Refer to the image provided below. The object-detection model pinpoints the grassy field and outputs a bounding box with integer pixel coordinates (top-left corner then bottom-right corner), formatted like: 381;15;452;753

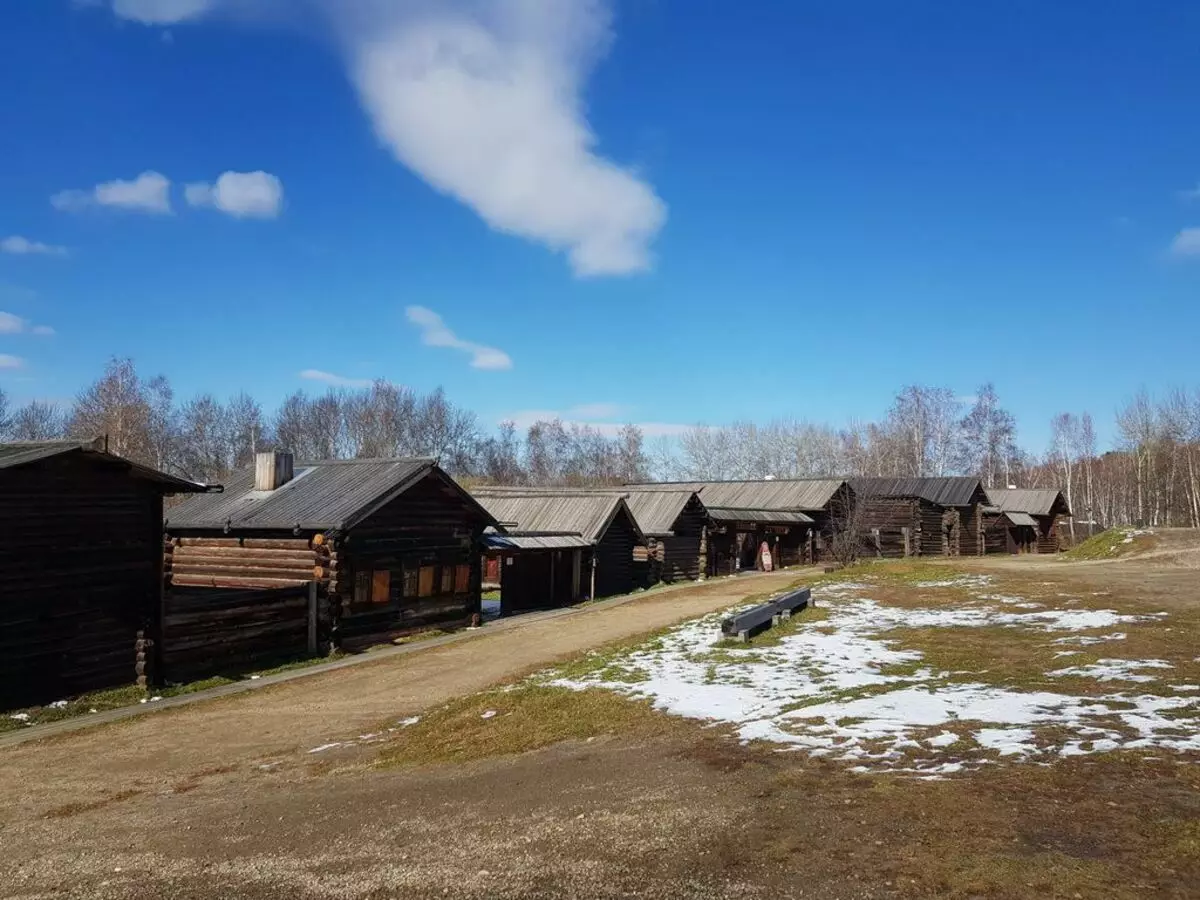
370;554;1200;897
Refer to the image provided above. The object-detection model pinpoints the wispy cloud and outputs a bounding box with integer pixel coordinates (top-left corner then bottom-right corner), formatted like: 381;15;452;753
110;0;216;23
52;170;172;214
1169;227;1200;258
299;369;375;389
92;0;667;276
405;305;513;371
0;355;25;370
186;170;284;219
0;311;56;336
1178;184;1200;203
1;235;68;256
503;403;691;438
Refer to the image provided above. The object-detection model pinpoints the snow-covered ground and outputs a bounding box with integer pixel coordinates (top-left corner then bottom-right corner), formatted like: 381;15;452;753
548;579;1199;776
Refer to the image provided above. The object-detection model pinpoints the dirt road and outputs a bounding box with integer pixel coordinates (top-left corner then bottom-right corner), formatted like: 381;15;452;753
0;570;802;822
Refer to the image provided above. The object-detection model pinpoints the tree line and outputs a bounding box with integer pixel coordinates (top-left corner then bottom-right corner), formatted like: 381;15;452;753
1;358;1197;527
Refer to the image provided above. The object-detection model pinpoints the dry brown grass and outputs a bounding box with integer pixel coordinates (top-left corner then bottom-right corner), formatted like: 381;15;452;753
376;684;675;768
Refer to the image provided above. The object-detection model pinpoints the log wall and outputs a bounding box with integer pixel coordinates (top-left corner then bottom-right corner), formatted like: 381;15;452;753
161;584;319;682
593;507;641;598
657;495;710;582
0;456;164;709
330;472;487;649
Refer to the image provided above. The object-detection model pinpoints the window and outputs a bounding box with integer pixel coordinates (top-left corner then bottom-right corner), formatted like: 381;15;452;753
402;568;419;599
354;570;392;606
440;565;454;595
454;563;471;593
418;566;436;597
372;570;391;604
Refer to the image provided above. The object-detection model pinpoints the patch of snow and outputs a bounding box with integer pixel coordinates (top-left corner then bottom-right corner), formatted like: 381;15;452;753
975;728;1036;756
480;710;498;720
914;575;993;589
307;743;343;754
1049;659;1173;683
48;700;68;710
1053;651;1081;658
398;716;420;727
10;713;31;722
926;731;960;748
149;696;163;702
1053;632;1127;646
249;675;262;680
1171;685;1200;693
548;583;1199;775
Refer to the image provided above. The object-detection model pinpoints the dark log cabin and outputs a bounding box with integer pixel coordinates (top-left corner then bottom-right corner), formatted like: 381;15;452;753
983;488;1072;554
471;489;646;614
163;453;496;670
626;479;852;573
0;440;212;709
621;490;711;583
850;477;990;557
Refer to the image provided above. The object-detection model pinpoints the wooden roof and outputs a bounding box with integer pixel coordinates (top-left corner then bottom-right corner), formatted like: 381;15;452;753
984;488;1071;517
167;458;495;533
0;439;213;494
849;477;985;507
471;489;645;545
626;478;846;512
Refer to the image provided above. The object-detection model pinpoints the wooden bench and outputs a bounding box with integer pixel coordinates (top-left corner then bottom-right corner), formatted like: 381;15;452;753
720;587;813;641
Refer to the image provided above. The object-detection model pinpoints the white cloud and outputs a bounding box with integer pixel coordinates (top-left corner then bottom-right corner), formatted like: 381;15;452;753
405;305;513;370
1;235;68;256
0;355;24;370
299;369;375;389
1169;228;1200;258
503;404;690;438
0;312;56;336
110;0;216;24
186;170;284;219
96;0;666;276
51;171;172;214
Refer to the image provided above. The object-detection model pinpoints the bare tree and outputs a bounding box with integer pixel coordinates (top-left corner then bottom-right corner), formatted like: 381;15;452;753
958;384;1017;487
69;358;157;463
8;400;65;441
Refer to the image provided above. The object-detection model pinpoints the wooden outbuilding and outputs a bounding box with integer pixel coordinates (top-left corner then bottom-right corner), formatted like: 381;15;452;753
163;453;497;671
472;489;647;613
849;477;990;557
0;440;213;709
626;479;852;574
983;488;1072;554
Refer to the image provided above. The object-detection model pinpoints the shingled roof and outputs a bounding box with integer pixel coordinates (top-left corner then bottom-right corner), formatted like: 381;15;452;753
0;439;213;493
468;485;701;537
166;457;494;532
984;487;1071;517
626;478;846;512
470;489;644;545
849;476;985;507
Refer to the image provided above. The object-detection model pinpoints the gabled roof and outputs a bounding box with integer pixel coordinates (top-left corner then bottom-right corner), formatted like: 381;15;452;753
626;478;846;512
0;440;213;494
482;532;594;551
470;489;644;544
166;457;495;532
467;485;700;537
705;507;814;525
984;487;1071;517
849;476;985;507
1003;511;1039;528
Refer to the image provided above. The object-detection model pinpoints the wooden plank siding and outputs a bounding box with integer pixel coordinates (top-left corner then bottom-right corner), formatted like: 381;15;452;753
655;494;709;583
0;455;168;708
325;473;485;650
593;506;641;598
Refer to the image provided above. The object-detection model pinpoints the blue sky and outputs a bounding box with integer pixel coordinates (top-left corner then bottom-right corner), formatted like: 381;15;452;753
2;1;1199;452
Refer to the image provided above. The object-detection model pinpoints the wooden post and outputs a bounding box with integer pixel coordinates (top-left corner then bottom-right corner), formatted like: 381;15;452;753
307;581;318;654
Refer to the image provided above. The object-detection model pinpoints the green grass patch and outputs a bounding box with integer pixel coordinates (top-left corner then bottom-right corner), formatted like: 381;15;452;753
376;684;670;767
1064;529;1157;560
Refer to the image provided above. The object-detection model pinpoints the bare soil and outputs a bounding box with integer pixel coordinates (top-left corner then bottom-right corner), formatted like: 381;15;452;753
2;549;1199;900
